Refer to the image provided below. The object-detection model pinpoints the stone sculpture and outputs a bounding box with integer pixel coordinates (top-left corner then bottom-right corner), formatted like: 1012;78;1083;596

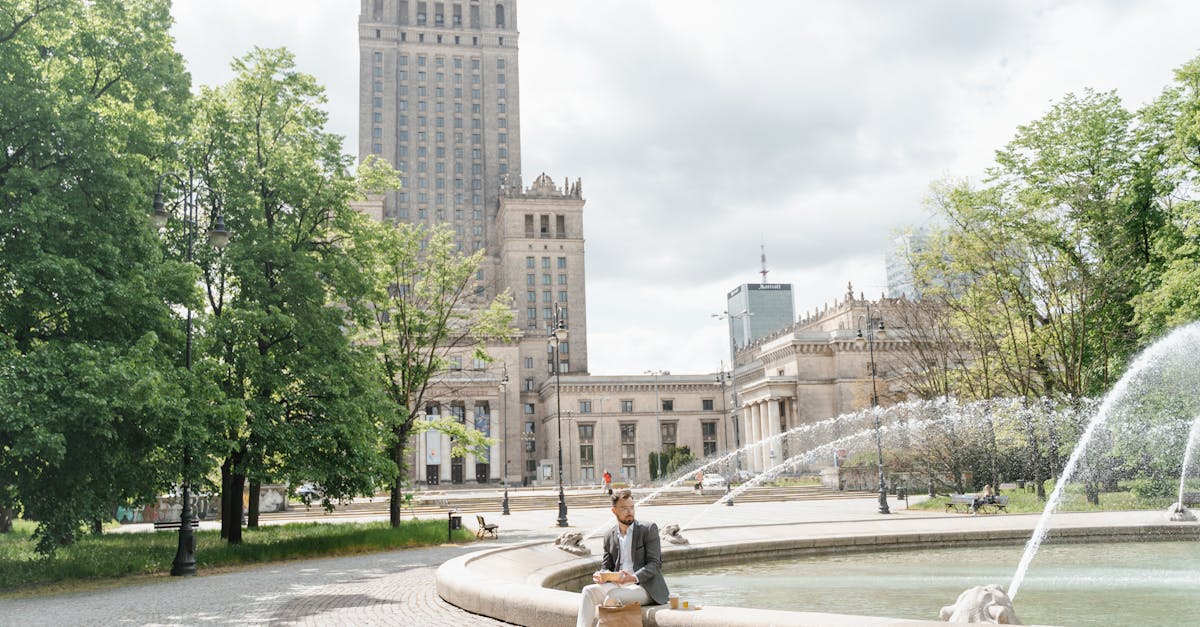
939;585;1021;624
1167;502;1197;522
554;531;590;556
659;523;689;545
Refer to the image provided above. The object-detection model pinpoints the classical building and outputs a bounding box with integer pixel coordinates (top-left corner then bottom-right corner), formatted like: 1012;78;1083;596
536;374;735;486
731;284;910;473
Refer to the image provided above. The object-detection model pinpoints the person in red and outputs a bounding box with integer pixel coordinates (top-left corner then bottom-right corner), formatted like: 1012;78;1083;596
603;469;612;495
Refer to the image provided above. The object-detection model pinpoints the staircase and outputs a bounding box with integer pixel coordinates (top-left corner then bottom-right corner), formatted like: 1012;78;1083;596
258;485;879;523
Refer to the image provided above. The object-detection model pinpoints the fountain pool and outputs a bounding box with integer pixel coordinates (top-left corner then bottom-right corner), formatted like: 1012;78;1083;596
666;540;1200;625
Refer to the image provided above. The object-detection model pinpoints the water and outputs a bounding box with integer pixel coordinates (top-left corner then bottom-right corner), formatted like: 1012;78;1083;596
1008;323;1200;600
667;541;1200;626
1179;414;1200;507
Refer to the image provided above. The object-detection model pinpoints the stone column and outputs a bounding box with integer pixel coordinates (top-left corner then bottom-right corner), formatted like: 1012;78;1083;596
754;402;767;472
491;411;501;480
745;402;760;472
766;399;782;470
464;407;478;481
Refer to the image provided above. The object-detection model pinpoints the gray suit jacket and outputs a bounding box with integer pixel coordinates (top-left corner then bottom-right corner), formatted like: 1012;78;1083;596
602;520;669;605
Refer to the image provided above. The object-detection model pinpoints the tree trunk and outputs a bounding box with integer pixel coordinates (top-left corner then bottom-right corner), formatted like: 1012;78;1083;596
248;479;260;528
91;518;103;535
389;423;413;528
220;459;232;539
220;452;246;544
0;505;12;533
1085;481;1100;506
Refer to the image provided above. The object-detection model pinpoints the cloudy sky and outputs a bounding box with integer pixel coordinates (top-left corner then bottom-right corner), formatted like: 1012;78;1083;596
172;0;1200;376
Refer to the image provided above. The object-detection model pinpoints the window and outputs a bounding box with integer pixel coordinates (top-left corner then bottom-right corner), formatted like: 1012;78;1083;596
662;399;674;412
558;291;568;302
579;400;592;414
542;273;551;285
703;399;715;411
524;377;534;391
620;400;634;413
661;422;677;451
524;356;533;369
524;440;536;453
523;405;535;416
526;290;535;302
557;257;567;269
702;422;718;456
542;290;551;303
559;341;568;354
526;256;535;268
526;273;535;286
558;274;567;285
541;257;551;268
526;459;537;473
620;423;637;480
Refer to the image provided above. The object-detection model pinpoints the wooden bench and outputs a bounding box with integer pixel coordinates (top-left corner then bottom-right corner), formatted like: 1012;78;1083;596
945;494;1008;514
1182;491;1200;507
153;516;200;530
475;514;499;539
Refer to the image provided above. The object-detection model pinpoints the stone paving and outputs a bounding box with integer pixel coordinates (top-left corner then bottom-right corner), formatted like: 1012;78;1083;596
0;494;961;626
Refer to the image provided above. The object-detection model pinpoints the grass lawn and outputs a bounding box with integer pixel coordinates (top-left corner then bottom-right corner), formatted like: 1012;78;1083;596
0;518;476;596
911;484;1177;514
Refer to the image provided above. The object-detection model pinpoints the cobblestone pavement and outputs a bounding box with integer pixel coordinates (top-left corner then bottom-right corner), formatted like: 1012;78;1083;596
0;539;523;626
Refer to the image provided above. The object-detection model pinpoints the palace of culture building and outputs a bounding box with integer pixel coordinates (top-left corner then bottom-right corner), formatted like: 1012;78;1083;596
357;1;915;492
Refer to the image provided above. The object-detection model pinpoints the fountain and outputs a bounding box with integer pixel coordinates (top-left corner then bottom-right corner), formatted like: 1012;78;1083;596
1006;323;1200;601
1168;413;1200;521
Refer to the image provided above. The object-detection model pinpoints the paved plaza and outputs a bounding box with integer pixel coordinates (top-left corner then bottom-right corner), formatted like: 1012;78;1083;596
0;494;931;626
4;493;1166;626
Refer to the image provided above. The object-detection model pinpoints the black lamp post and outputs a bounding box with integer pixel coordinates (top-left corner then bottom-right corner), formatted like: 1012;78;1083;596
152;169;231;576
500;369;510;515
549;316;569;527
856;302;890;515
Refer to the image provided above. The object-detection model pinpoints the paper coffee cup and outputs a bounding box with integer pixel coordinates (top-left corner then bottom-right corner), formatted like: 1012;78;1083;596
668;595;679;609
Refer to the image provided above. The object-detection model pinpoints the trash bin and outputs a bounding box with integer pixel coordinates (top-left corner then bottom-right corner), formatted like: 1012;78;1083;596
448;509;461;542
897;487;907;500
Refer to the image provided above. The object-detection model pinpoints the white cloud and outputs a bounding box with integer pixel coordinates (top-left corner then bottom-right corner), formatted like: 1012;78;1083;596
170;0;1200;376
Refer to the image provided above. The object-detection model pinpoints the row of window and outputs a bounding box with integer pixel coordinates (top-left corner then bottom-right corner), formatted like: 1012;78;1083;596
371;29;506;48
572;398;719;413
525;290;570;303
370;1;507;31
396;192;483;208
526;256;568;269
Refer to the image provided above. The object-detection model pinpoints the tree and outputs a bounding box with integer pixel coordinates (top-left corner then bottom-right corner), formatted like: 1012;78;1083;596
0;0;204;550
191;48;391;543
347;213;513;528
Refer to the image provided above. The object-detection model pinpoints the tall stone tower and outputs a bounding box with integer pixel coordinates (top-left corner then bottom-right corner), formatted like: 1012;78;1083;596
358;0;521;297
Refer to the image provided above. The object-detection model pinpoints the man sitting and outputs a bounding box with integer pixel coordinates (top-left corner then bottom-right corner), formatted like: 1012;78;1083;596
971;484;996;514
576;489;670;627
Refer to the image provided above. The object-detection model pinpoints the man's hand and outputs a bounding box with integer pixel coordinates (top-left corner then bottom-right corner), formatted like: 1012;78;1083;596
618;569;637;585
592;571;604;584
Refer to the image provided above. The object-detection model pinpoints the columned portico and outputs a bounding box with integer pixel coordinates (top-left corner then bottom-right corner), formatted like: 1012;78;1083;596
738;376;797;475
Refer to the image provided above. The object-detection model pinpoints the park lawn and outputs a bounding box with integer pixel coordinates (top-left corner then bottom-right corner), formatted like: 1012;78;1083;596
0;518;475;596
912;485;1176;514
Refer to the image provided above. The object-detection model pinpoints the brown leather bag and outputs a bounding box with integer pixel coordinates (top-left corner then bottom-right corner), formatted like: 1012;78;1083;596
597;600;642;627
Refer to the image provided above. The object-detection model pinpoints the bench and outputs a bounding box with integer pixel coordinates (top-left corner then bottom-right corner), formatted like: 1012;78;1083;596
153;516;200;530
945;494;1008;514
1182;491;1200;507
475;514;499;539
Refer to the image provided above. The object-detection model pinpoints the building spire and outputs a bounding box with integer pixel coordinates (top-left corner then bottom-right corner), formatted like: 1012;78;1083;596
759;240;769;285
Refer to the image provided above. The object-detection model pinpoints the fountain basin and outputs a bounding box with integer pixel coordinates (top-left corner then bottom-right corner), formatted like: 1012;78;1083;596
436;507;1197;626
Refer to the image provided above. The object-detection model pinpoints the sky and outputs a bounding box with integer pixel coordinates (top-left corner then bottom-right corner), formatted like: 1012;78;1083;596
171;0;1200;376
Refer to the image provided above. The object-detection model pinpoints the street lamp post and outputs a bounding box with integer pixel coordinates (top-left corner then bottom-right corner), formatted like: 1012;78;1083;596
856;302;890;515
151;169;231;576
549;316;569;527
500;369;510;515
645;369;666;478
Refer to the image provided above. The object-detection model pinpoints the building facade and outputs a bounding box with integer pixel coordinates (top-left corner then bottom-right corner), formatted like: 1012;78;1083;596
536;374;735;486
358;0;521;298
731;284;910;473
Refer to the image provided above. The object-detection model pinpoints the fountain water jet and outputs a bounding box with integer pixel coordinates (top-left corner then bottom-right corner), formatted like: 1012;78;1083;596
1007;322;1200;600
1169;413;1200;521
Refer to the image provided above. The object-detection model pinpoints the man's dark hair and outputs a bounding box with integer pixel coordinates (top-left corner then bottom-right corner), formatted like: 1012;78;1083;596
612;488;633;506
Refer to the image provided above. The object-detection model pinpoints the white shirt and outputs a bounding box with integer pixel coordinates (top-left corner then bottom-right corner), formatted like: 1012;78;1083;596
616;524;636;578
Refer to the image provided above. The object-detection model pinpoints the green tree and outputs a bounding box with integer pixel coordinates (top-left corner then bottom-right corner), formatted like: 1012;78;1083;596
347;214;513;528
0;0;205;550
191;48;390;543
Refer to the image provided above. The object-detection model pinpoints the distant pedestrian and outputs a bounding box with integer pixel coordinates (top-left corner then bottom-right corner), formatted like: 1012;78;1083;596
603;469;612;496
693;469;704;493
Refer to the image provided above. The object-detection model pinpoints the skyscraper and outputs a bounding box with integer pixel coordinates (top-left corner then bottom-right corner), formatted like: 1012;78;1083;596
725;283;795;355
358;0;521;297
